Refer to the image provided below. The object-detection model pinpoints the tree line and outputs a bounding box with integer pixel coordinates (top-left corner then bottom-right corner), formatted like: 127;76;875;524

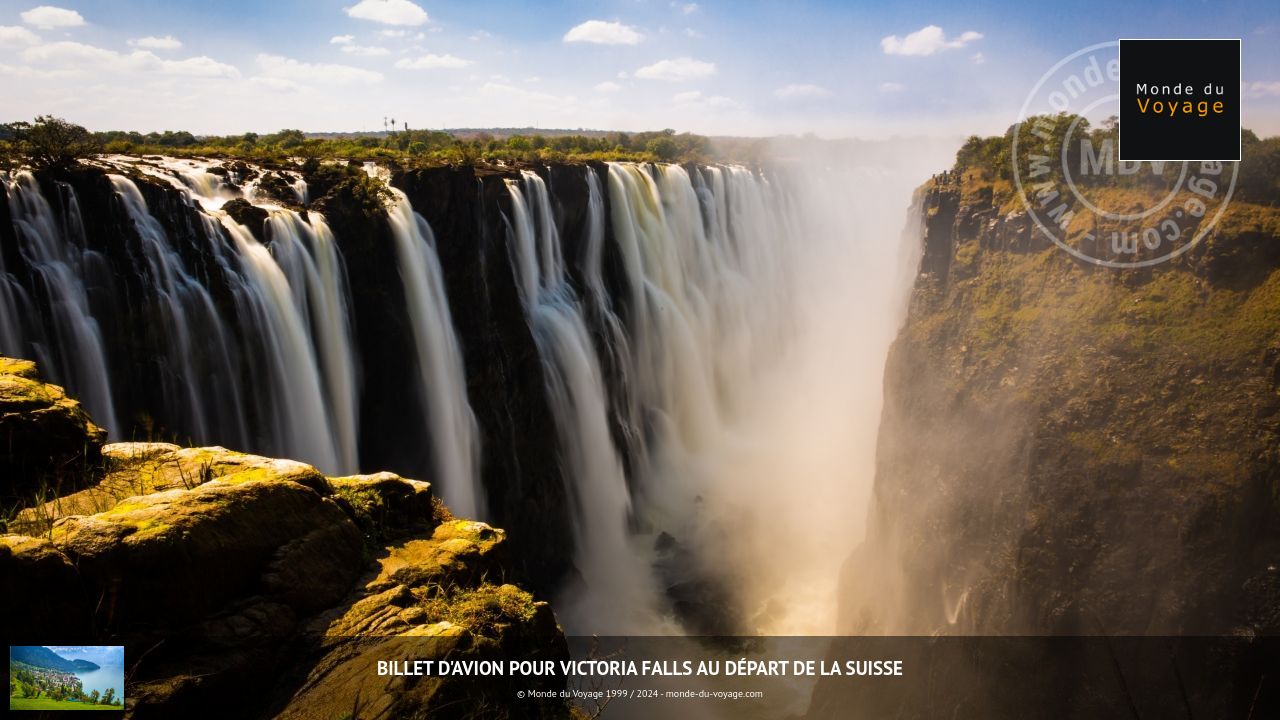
0;116;720;170
951;113;1279;206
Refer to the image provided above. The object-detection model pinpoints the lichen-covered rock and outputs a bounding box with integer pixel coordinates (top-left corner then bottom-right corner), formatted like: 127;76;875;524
0;359;569;719
0;357;106;507
53;475;363;637
364;520;508;592
271;519;566;720
329;471;437;540
9;442;329;536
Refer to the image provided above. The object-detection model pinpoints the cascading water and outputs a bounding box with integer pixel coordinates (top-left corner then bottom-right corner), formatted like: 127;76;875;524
505;170;664;633
154;165;361;475
216;216;345;474
2;171;119;433
385;188;482;519
266;211;360;473
3;160;363;476
111;174;243;445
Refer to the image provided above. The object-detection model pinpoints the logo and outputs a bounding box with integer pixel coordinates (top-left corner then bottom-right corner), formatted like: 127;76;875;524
1012;41;1237;268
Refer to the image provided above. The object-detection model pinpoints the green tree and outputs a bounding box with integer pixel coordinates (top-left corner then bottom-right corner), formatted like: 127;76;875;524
646;136;679;161
12;115;102;169
102;687;115;705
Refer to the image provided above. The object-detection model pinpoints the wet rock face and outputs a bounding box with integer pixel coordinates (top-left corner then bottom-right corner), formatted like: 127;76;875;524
221;198;269;241
0;357;106;506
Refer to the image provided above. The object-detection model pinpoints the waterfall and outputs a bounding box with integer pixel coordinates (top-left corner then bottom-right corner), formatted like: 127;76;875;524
602;158;938;634
152;165;361;475
385;188;482;519
504;170;662;633
109;175;249;446
216;216;345;474
2;172;119;433
2;152;943;637
266;211;360;474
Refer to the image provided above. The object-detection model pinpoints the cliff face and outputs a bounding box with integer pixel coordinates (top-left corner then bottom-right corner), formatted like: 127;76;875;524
842;178;1280;638
0;357;568;720
4;162;585;592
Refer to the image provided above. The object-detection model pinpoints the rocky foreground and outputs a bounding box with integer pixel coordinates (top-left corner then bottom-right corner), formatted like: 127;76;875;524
1;357;569;719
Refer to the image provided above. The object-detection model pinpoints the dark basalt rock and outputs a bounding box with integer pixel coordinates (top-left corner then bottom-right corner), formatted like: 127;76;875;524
222;198;269;242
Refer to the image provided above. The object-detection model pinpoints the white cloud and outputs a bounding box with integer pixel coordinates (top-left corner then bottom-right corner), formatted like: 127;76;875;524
345;0;429;26
0;25;40;46
23;41;239;78
256;53;382;84
330;35;354;44
971;51;985;65
20;5;84;30
469;30;492;41
673;89;739;110
635;56;716;81
129;35;182;50
880;25;983;56
563;20;644;46
341;44;391;56
774;83;830;99
22;40;113;65
159;55;240;78
478;81;571;108
594;80;621;92
1245;80;1280;98
394;53;472;69
879;82;904;93
680;3;700;14
378;29;407;38
683;27;703;39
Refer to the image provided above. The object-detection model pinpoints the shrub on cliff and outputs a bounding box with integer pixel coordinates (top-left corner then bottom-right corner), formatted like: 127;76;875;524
6;116;102;170
306;163;393;216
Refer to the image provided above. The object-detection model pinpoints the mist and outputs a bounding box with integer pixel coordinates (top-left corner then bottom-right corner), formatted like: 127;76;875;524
552;137;958;636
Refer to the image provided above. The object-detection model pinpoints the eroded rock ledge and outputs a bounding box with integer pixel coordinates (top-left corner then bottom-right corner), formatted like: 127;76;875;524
0;358;569;719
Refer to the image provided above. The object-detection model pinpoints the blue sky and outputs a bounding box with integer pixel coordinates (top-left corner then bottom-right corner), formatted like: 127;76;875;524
1;0;1277;137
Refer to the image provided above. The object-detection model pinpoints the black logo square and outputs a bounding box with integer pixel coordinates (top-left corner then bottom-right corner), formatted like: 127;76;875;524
1119;39;1241;161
